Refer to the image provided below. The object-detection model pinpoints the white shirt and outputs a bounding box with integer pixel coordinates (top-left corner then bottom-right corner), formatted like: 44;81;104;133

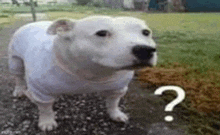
9;21;134;103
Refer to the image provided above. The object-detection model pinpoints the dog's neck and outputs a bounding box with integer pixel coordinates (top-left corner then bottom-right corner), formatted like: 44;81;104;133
53;45;119;82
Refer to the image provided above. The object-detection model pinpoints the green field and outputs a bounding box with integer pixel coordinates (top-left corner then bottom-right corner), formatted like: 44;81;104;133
145;13;220;72
0;4;220;134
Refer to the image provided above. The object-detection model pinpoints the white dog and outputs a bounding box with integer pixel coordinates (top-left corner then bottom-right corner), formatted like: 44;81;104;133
8;16;157;131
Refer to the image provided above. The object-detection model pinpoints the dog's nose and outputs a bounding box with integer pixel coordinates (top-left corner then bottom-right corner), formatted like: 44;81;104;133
132;45;156;60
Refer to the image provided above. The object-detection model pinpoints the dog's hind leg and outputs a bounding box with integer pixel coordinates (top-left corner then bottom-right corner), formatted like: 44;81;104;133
104;86;129;123
13;74;26;97
8;55;26;97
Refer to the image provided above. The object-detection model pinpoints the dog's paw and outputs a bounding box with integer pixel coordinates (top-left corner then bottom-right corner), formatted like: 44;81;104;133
38;119;58;131
13;86;26;97
109;109;129;123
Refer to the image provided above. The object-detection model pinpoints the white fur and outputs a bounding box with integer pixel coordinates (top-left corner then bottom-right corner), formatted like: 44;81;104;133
9;15;157;131
70;16;157;68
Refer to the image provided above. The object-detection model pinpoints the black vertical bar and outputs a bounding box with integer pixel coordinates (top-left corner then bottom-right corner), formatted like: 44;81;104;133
30;0;36;21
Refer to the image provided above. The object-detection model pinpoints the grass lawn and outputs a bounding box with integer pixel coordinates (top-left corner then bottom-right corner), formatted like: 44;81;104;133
0;4;219;134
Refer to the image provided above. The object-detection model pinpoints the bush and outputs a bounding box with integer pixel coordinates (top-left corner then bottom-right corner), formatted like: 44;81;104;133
76;0;91;5
1;10;13;13
87;1;105;7
93;2;104;7
0;14;9;18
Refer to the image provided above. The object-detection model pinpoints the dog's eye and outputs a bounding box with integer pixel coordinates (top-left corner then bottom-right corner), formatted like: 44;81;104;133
96;30;109;37
142;29;150;36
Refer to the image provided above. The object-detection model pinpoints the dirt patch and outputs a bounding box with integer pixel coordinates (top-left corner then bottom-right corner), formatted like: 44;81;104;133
138;63;220;113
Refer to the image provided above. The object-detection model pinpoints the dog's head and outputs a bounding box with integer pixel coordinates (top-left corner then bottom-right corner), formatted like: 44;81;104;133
47;16;157;70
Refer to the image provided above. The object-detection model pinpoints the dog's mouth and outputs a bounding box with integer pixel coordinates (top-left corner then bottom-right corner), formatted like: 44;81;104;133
119;60;153;70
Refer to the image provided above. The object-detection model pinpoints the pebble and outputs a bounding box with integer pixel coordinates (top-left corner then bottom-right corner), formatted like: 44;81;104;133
120;127;126;130
86;117;91;120
12;104;16;109
13;99;18;102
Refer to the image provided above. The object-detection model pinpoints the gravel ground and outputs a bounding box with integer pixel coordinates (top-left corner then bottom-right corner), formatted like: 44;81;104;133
0;18;186;135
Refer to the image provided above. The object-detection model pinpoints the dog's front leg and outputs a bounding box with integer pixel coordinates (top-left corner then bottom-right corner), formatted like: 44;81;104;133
36;101;57;131
105;86;128;123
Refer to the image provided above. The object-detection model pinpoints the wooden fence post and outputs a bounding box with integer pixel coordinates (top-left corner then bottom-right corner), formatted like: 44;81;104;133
30;0;36;21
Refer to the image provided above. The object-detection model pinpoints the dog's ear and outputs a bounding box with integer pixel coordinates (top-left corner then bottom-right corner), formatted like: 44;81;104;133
47;19;75;36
